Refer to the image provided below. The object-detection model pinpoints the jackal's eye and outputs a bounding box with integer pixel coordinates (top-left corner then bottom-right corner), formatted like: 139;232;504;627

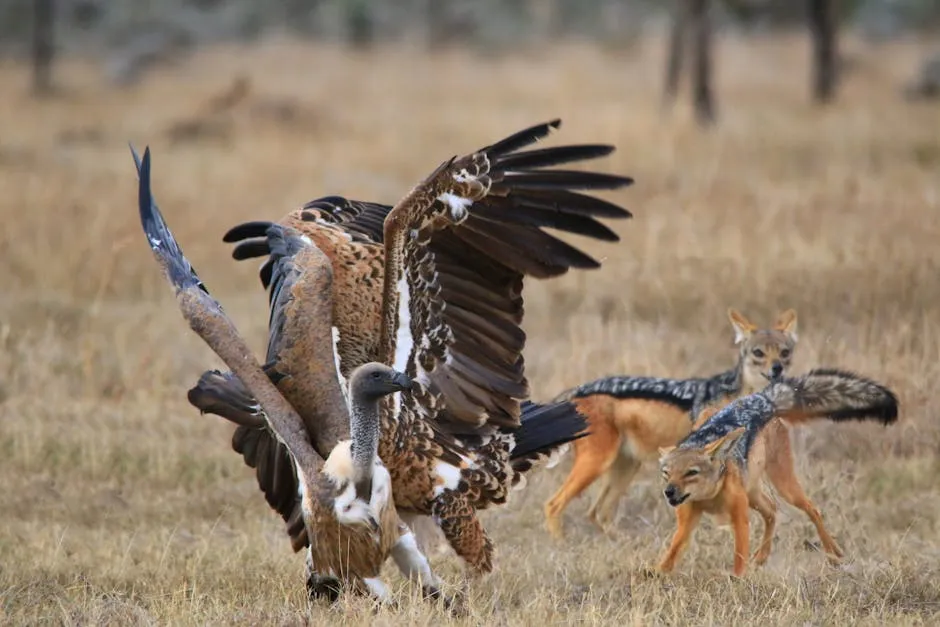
780;349;791;359
752;348;765;358
683;469;700;478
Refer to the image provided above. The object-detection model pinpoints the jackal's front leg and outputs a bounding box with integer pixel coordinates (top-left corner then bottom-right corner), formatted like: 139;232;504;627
658;503;702;573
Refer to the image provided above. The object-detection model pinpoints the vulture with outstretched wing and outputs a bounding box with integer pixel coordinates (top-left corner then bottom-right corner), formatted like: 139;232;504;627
134;148;460;608
188;120;635;575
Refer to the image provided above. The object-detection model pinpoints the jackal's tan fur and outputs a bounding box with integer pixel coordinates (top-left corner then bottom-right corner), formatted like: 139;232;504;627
544;309;798;538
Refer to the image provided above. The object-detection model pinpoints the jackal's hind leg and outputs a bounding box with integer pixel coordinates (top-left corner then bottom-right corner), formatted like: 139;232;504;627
764;420;844;561
587;452;641;532
544;416;620;539
748;487;777;566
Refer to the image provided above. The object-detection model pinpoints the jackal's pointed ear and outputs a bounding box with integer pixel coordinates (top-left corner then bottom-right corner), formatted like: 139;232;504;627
774;309;798;342
703;427;746;460
728;309;756;345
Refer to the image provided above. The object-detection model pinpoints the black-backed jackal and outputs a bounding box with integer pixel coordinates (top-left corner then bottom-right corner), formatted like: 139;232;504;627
657;370;898;576
544;309;798;538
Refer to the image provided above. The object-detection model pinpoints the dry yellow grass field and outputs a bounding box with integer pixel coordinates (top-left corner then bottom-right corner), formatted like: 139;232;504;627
1;32;939;625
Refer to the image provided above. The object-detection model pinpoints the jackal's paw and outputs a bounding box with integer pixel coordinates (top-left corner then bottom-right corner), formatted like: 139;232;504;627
544;519;565;542
752;549;771;566
590;518;616;538
641;565;668;580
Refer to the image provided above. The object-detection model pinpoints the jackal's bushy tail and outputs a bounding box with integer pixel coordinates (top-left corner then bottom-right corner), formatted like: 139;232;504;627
767;368;899;426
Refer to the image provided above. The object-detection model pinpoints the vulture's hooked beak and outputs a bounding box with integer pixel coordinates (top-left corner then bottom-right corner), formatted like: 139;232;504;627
393;371;414;391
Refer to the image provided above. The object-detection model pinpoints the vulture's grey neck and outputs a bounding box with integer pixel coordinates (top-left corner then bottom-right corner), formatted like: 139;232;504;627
349;390;381;502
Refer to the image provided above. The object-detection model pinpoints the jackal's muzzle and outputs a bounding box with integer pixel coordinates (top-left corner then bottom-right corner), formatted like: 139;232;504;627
663;484;689;507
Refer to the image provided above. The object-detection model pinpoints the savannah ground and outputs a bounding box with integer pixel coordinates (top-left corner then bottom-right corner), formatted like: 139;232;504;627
1;31;938;625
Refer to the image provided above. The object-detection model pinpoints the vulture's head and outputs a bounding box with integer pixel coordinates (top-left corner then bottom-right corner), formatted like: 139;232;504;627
349;362;414;401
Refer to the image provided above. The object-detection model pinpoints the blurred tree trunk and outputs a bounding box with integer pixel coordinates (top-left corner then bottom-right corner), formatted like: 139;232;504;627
663;0;687;109
426;0;476;50
690;0;715;125
32;0;56;95
284;0;320;33
346;0;374;49
808;0;837;103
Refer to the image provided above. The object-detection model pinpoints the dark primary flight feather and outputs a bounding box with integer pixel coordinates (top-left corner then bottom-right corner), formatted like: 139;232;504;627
189;120;633;556
220;118;633;441
391;119;633;439
225;198;393;290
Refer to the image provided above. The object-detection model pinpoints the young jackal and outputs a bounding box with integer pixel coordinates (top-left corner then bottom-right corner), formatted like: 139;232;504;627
544;309;798;538
657;369;899;577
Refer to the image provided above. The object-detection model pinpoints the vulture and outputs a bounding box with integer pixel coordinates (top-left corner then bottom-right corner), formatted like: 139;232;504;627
185;119;636;583
133;148;459;608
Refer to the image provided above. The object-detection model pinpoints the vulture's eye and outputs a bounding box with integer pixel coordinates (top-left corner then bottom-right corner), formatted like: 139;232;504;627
372;372;382;380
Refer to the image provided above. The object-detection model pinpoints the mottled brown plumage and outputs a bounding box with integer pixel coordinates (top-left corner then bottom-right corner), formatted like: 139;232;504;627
189;120;635;574
133;148;454;608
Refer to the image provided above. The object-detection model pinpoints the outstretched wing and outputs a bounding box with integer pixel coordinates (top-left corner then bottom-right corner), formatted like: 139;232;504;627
260;223;352;456
186;222;353;554
386;119;634;435
130;145;322;479
223;197;392;290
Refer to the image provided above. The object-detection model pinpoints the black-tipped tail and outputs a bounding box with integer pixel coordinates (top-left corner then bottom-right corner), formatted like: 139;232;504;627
509;400;588;475
771;368;900;426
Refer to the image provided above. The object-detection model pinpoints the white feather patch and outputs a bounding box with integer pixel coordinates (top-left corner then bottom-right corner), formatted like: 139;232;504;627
393;275;412;373
363;577;390;602
369;464;393;512
323;441;392;530
295;458;307;499
331;326;349;408
544;443;571;469
432;460;463;497
437;192;472;221
325;441;375;528
452;169;475;183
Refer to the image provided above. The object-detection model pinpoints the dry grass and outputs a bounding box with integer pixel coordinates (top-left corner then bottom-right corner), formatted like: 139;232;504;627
1;32;939;625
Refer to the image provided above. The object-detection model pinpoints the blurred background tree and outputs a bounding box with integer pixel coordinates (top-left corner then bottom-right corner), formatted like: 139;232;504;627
0;0;936;99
